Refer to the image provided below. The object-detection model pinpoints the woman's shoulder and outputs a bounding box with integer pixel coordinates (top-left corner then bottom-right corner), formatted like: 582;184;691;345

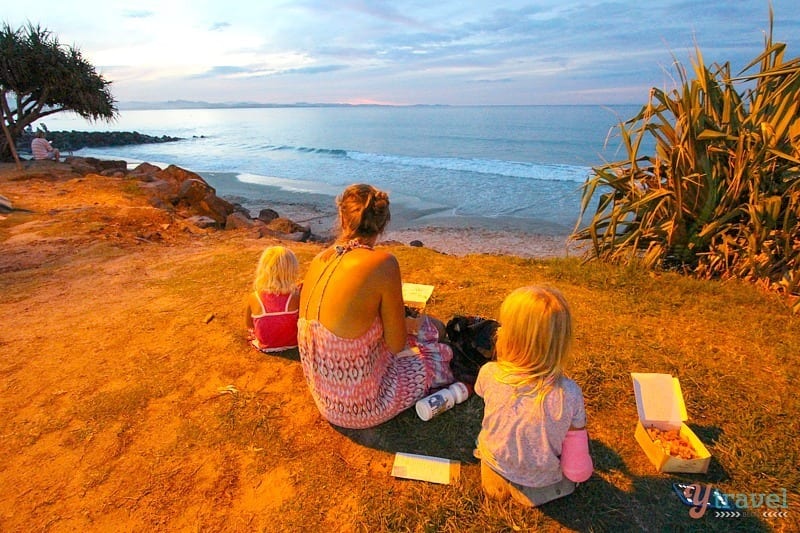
344;247;399;274
353;245;396;261
314;245;395;262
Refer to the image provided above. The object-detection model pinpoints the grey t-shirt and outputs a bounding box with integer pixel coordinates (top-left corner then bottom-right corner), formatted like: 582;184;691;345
475;362;587;487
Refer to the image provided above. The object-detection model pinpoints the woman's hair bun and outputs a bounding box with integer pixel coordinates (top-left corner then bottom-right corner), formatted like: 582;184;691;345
337;184;391;240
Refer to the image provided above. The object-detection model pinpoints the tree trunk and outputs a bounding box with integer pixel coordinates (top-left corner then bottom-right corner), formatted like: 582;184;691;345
0;118;23;170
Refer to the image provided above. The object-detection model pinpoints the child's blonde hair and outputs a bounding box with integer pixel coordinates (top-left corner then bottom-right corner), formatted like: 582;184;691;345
495;286;573;392
253;246;299;294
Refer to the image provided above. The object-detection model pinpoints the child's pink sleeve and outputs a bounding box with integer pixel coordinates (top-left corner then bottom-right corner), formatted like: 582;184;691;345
560;429;593;482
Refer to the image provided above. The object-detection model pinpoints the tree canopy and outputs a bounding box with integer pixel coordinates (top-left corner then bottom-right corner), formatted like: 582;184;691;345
0;22;117;161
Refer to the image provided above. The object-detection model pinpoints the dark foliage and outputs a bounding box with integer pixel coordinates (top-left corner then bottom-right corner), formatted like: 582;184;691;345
0;22;117;160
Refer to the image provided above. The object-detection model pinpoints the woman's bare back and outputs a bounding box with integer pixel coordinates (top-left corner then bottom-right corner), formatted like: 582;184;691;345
299;246;407;352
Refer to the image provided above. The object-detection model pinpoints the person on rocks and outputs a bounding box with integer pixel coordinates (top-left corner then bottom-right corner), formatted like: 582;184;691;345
31;131;61;162
245;245;301;353
297;183;454;429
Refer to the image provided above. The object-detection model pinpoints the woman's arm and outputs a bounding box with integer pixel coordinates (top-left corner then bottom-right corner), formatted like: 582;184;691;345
377;254;407;353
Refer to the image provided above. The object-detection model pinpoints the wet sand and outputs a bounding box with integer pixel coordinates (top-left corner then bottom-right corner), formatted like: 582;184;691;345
201;171;584;258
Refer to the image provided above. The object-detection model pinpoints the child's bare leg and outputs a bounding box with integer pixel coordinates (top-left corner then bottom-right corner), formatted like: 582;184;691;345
480;461;511;502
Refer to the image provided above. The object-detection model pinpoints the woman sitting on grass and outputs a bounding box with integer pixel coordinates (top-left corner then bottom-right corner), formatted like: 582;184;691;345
475;286;593;506
297;183;453;429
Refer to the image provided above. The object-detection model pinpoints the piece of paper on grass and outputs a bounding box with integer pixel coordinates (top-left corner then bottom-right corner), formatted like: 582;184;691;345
391;452;460;485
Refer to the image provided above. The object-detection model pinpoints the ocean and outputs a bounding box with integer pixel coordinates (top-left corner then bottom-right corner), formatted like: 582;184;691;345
45;105;644;236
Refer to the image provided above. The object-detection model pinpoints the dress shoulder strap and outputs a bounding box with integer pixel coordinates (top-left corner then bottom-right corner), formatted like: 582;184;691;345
284;290;296;312
301;240;374;320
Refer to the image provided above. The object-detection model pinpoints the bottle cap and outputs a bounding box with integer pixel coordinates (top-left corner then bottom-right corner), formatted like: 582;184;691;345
448;382;470;403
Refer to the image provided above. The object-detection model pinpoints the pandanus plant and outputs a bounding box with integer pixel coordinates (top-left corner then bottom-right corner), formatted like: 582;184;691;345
572;10;800;311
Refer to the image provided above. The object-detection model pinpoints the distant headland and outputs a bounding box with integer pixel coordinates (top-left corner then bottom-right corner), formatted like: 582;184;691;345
117;100;451;110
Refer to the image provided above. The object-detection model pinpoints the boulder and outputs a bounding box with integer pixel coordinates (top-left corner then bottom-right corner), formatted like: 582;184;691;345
197;194;235;224
266;217;311;242
66;156;127;175
283;231;313;242
267;217;307;234
157;165;209;189
128;163;162;181
177;178;214;206
156;169;235;223
185;215;218;229
27;130;182;152
257;208;280;224
232;203;252;217
97;159;128;171
225;212;255;230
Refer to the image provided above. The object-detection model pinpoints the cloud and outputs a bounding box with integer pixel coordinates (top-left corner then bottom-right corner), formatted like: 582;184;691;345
6;0;800;105
297;0;425;28
469;78;514;84
279;64;348;75
122;10;154;19
190;66;254;79
188;63;347;80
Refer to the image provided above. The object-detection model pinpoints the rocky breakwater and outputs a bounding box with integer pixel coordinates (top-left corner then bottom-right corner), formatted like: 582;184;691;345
16;130;182;153
67;156;317;242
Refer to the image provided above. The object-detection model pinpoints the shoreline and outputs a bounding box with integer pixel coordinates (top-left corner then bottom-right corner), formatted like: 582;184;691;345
201;171;582;258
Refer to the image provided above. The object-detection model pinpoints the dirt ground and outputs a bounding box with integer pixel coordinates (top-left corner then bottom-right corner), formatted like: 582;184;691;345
0;161;419;531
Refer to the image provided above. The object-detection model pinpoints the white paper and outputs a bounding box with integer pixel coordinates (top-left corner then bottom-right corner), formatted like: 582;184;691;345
402;283;435;308
391;452;459;485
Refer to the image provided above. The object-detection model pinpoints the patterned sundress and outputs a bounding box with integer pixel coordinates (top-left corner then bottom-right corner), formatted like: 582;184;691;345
297;241;453;429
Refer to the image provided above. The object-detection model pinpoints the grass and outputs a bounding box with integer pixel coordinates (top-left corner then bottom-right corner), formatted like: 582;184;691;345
351;247;798;532
163;242;799;531
2;182;798;530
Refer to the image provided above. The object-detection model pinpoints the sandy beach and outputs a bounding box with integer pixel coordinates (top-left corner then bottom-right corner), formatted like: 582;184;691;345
200;171;582;259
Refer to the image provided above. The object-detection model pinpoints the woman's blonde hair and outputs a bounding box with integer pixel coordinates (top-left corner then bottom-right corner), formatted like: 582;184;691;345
253;246;299;294
336;184;391;241
495;286;573;391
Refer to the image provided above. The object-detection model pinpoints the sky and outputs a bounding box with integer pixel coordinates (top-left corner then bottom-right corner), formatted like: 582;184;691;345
5;1;800;106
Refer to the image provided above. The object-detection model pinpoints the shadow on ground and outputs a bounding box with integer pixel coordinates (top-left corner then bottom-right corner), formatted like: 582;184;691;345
333;394;484;464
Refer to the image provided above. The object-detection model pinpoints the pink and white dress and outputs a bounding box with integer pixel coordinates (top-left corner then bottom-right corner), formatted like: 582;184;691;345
298;314;453;429
297;241;454;429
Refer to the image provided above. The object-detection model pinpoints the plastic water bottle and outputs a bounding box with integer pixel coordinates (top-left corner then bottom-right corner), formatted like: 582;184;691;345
415;382;471;421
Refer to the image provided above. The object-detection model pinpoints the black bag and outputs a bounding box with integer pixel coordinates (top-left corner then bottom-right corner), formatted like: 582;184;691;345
446;315;499;386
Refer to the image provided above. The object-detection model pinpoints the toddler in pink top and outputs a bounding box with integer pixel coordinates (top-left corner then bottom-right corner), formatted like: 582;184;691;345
245;246;300;353
475;286;593;507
